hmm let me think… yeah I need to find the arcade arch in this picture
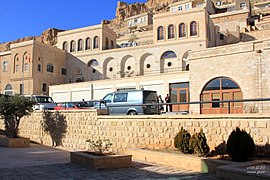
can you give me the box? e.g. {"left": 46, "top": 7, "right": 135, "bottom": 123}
{"left": 139, "top": 53, "right": 156, "bottom": 75}
{"left": 103, "top": 57, "right": 116, "bottom": 79}
{"left": 160, "top": 50, "right": 177, "bottom": 73}
{"left": 120, "top": 55, "right": 136, "bottom": 77}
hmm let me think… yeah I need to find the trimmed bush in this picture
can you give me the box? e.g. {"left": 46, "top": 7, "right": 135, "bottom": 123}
{"left": 227, "top": 127, "right": 255, "bottom": 162}
{"left": 189, "top": 128, "right": 210, "bottom": 156}
{"left": 174, "top": 127, "right": 191, "bottom": 154}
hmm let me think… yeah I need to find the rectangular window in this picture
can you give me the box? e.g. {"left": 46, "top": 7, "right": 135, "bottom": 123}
{"left": 220, "top": 34, "right": 224, "bottom": 40}
{"left": 25, "top": 63, "right": 29, "bottom": 72}
{"left": 185, "top": 4, "right": 190, "bottom": 9}
{"left": 61, "top": 68, "right": 67, "bottom": 75}
{"left": 42, "top": 83, "right": 47, "bottom": 92}
{"left": 114, "top": 93, "right": 128, "bottom": 102}
{"left": 178, "top": 6, "right": 182, "bottom": 10}
{"left": 3, "top": 61, "right": 7, "bottom": 72}
{"left": 20, "top": 84, "right": 24, "bottom": 95}
{"left": 240, "top": 2, "right": 246, "bottom": 8}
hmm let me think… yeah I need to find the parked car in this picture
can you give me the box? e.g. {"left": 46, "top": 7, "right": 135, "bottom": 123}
{"left": 54, "top": 101, "right": 98, "bottom": 110}
{"left": 25, "top": 95, "right": 56, "bottom": 110}
{"left": 96, "top": 90, "right": 159, "bottom": 115}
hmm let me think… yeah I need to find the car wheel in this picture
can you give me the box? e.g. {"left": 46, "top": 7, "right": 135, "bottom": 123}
{"left": 128, "top": 111, "right": 137, "bottom": 115}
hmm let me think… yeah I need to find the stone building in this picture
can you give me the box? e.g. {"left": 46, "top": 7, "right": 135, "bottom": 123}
{"left": 1, "top": 0, "right": 270, "bottom": 114}
{"left": 0, "top": 40, "right": 66, "bottom": 95}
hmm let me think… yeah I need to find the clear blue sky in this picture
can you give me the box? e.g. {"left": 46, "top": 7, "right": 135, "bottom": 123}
{"left": 0, "top": 0, "right": 146, "bottom": 44}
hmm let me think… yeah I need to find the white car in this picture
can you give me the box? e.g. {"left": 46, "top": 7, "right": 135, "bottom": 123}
{"left": 25, "top": 95, "right": 56, "bottom": 110}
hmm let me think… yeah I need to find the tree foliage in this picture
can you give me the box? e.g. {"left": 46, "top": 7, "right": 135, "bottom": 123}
{"left": 227, "top": 127, "right": 255, "bottom": 162}
{"left": 174, "top": 127, "right": 191, "bottom": 154}
{"left": 189, "top": 128, "right": 210, "bottom": 156}
{"left": 0, "top": 94, "right": 34, "bottom": 138}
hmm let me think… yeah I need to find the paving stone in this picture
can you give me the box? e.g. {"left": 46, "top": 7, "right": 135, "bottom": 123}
{"left": 0, "top": 163, "right": 216, "bottom": 180}
{"left": 0, "top": 144, "right": 216, "bottom": 180}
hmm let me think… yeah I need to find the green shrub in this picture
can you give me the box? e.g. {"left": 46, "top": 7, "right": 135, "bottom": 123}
{"left": 0, "top": 94, "right": 34, "bottom": 138}
{"left": 174, "top": 127, "right": 191, "bottom": 154}
{"left": 227, "top": 127, "right": 255, "bottom": 162}
{"left": 189, "top": 128, "right": 210, "bottom": 156}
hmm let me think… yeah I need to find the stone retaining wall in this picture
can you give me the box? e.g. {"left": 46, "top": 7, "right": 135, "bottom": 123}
{"left": 0, "top": 110, "right": 269, "bottom": 152}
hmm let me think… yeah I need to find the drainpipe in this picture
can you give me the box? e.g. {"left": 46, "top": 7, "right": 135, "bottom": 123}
{"left": 256, "top": 49, "right": 263, "bottom": 113}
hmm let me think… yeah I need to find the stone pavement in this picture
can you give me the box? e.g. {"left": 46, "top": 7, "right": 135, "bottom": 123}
{"left": 0, "top": 143, "right": 216, "bottom": 180}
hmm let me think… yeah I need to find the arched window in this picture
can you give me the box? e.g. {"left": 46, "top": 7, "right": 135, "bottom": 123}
{"left": 93, "top": 36, "right": 99, "bottom": 49}
{"left": 5, "top": 84, "right": 13, "bottom": 95}
{"left": 190, "top": 21, "right": 198, "bottom": 36}
{"left": 37, "top": 64, "right": 41, "bottom": 72}
{"left": 168, "top": 25, "right": 175, "bottom": 39}
{"left": 62, "top": 41, "right": 68, "bottom": 51}
{"left": 201, "top": 77, "right": 243, "bottom": 114}
{"left": 161, "top": 51, "right": 177, "bottom": 59}
{"left": 70, "top": 40, "right": 75, "bottom": 52}
{"left": 157, "top": 26, "right": 164, "bottom": 40}
{"left": 85, "top": 37, "right": 91, "bottom": 50}
{"left": 46, "top": 63, "right": 54, "bottom": 73}
{"left": 179, "top": 23, "right": 186, "bottom": 37}
{"left": 105, "top": 38, "right": 109, "bottom": 50}
{"left": 77, "top": 39, "right": 83, "bottom": 51}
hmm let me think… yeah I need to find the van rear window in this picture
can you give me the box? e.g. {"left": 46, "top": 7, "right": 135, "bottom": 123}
{"left": 143, "top": 91, "right": 158, "bottom": 103}
{"left": 36, "top": 96, "right": 54, "bottom": 103}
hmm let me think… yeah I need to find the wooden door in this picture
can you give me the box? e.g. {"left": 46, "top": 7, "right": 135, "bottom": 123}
{"left": 171, "top": 87, "right": 189, "bottom": 112}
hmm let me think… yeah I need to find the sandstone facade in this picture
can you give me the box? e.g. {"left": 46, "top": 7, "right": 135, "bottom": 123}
{"left": 1, "top": 0, "right": 270, "bottom": 114}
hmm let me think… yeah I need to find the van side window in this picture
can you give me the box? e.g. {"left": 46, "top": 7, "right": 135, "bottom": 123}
{"left": 104, "top": 94, "right": 113, "bottom": 103}
{"left": 114, "top": 93, "right": 128, "bottom": 102}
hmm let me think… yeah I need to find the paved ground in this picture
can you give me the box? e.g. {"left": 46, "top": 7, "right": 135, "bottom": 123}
{"left": 0, "top": 143, "right": 216, "bottom": 180}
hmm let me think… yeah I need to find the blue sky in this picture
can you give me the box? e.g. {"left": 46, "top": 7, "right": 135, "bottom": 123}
{"left": 0, "top": 0, "right": 146, "bottom": 44}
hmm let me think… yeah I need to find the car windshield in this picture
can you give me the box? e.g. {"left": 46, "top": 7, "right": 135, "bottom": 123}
{"left": 36, "top": 96, "right": 54, "bottom": 103}
{"left": 74, "top": 102, "right": 91, "bottom": 108}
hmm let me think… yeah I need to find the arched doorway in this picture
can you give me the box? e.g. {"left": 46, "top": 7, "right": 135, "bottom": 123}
{"left": 200, "top": 77, "right": 243, "bottom": 114}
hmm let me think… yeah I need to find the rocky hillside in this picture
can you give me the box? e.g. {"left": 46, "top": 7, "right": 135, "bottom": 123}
{"left": 0, "top": 28, "right": 64, "bottom": 52}
{"left": 114, "top": 0, "right": 178, "bottom": 24}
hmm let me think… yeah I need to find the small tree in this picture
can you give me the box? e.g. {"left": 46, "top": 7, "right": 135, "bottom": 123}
{"left": 227, "top": 127, "right": 255, "bottom": 162}
{"left": 189, "top": 128, "right": 210, "bottom": 156}
{"left": 86, "top": 138, "right": 112, "bottom": 155}
{"left": 128, "top": 33, "right": 139, "bottom": 43}
{"left": 0, "top": 94, "right": 34, "bottom": 138}
{"left": 174, "top": 127, "right": 191, "bottom": 154}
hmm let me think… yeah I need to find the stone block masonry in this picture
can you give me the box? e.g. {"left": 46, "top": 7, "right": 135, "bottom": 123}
{"left": 1, "top": 110, "right": 269, "bottom": 152}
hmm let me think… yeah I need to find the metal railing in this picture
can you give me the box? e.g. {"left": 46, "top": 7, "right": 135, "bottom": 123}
{"left": 101, "top": 98, "right": 270, "bottom": 114}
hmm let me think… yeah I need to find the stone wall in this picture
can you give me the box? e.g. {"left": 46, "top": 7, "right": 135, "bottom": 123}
{"left": 1, "top": 111, "right": 269, "bottom": 153}
{"left": 189, "top": 39, "right": 270, "bottom": 114}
